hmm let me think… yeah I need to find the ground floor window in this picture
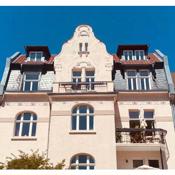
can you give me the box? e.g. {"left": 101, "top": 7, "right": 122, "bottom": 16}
{"left": 70, "top": 154, "right": 95, "bottom": 169}
{"left": 148, "top": 160, "right": 159, "bottom": 168}
{"left": 133, "top": 160, "right": 144, "bottom": 168}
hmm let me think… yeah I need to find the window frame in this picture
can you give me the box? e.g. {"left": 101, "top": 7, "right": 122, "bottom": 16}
{"left": 139, "top": 70, "right": 151, "bottom": 90}
{"left": 126, "top": 70, "right": 138, "bottom": 90}
{"left": 134, "top": 50, "right": 145, "bottom": 60}
{"left": 71, "top": 105, "right": 94, "bottom": 131}
{"left": 28, "top": 51, "right": 44, "bottom": 61}
{"left": 14, "top": 112, "right": 37, "bottom": 137}
{"left": 70, "top": 154, "right": 95, "bottom": 170}
{"left": 22, "top": 72, "right": 40, "bottom": 92}
{"left": 123, "top": 50, "right": 134, "bottom": 60}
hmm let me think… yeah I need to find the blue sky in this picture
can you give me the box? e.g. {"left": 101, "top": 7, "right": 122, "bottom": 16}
{"left": 0, "top": 6, "right": 175, "bottom": 79}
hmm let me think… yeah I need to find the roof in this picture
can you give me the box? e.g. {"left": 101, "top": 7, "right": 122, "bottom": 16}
{"left": 113, "top": 53, "right": 161, "bottom": 65}
{"left": 171, "top": 72, "right": 175, "bottom": 86}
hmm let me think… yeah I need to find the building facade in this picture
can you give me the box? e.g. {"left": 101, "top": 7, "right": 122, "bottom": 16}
{"left": 0, "top": 25, "right": 175, "bottom": 169}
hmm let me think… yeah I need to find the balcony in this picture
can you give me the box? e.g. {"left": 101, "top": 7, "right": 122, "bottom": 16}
{"left": 53, "top": 81, "right": 113, "bottom": 93}
{"left": 116, "top": 128, "right": 167, "bottom": 144}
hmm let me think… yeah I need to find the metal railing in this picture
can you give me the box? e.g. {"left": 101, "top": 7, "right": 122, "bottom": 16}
{"left": 116, "top": 128, "right": 167, "bottom": 144}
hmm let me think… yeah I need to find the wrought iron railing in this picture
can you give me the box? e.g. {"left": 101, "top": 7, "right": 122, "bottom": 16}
{"left": 116, "top": 128, "right": 167, "bottom": 144}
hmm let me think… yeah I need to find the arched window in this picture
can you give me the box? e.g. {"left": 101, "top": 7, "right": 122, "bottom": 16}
{"left": 15, "top": 112, "right": 37, "bottom": 137}
{"left": 72, "top": 105, "right": 94, "bottom": 131}
{"left": 70, "top": 154, "right": 95, "bottom": 169}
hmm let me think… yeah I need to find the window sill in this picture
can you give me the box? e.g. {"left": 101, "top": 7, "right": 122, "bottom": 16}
{"left": 11, "top": 137, "right": 37, "bottom": 141}
{"left": 69, "top": 131, "right": 96, "bottom": 134}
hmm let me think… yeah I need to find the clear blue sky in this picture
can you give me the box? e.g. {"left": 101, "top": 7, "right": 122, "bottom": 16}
{"left": 0, "top": 6, "right": 175, "bottom": 79}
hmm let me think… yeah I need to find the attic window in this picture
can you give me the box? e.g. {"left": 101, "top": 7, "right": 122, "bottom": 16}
{"left": 29, "top": 51, "right": 43, "bottom": 61}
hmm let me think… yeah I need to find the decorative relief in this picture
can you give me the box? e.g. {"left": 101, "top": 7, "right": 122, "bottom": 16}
{"left": 5, "top": 102, "right": 49, "bottom": 106}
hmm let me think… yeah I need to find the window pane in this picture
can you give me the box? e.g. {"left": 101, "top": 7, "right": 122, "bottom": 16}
{"left": 89, "top": 107, "right": 94, "bottom": 114}
{"left": 129, "top": 120, "right": 140, "bottom": 128}
{"left": 79, "top": 115, "right": 87, "bottom": 130}
{"left": 133, "top": 160, "right": 143, "bottom": 168}
{"left": 79, "top": 166, "right": 87, "bottom": 170}
{"left": 32, "top": 82, "right": 38, "bottom": 91}
{"left": 72, "top": 107, "right": 78, "bottom": 114}
{"left": 146, "top": 120, "right": 155, "bottom": 129}
{"left": 71, "top": 157, "right": 76, "bottom": 163}
{"left": 32, "top": 123, "right": 37, "bottom": 136}
{"left": 90, "top": 157, "right": 95, "bottom": 163}
{"left": 22, "top": 123, "right": 30, "bottom": 136}
{"left": 90, "top": 166, "right": 94, "bottom": 169}
{"left": 15, "top": 123, "right": 20, "bottom": 136}
{"left": 73, "top": 71, "right": 81, "bottom": 77}
{"left": 140, "top": 71, "right": 148, "bottom": 76}
{"left": 135, "top": 51, "right": 140, "bottom": 60}
{"left": 128, "top": 78, "right": 132, "bottom": 90}
{"left": 79, "top": 155, "right": 87, "bottom": 163}
{"left": 127, "top": 71, "right": 136, "bottom": 76}
{"left": 129, "top": 51, "right": 133, "bottom": 60}
{"left": 23, "top": 113, "right": 31, "bottom": 120}
{"left": 148, "top": 160, "right": 159, "bottom": 168}
{"left": 129, "top": 111, "right": 139, "bottom": 119}
{"left": 86, "top": 71, "right": 94, "bottom": 76}
{"left": 140, "top": 51, "right": 144, "bottom": 60}
{"left": 36, "top": 52, "right": 42, "bottom": 60}
{"left": 16, "top": 114, "right": 22, "bottom": 120}
{"left": 89, "top": 115, "right": 94, "bottom": 130}
{"left": 72, "top": 115, "right": 77, "bottom": 130}
{"left": 30, "top": 53, "right": 35, "bottom": 60}
{"left": 79, "top": 106, "right": 87, "bottom": 114}
{"left": 144, "top": 111, "right": 154, "bottom": 119}
{"left": 24, "top": 82, "right": 31, "bottom": 91}
{"left": 133, "top": 78, "right": 137, "bottom": 90}
{"left": 33, "top": 114, "right": 37, "bottom": 120}
{"left": 26, "top": 74, "right": 39, "bottom": 80}
{"left": 145, "top": 78, "right": 150, "bottom": 90}
{"left": 140, "top": 79, "right": 145, "bottom": 90}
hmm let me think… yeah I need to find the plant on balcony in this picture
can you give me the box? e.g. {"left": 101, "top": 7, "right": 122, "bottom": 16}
{"left": 0, "top": 150, "right": 65, "bottom": 169}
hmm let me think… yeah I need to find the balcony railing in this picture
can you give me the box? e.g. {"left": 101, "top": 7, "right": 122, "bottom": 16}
{"left": 56, "top": 81, "right": 112, "bottom": 93}
{"left": 116, "top": 128, "right": 167, "bottom": 144}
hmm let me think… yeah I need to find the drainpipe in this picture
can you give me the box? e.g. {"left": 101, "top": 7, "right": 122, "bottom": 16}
{"left": 155, "top": 50, "right": 175, "bottom": 129}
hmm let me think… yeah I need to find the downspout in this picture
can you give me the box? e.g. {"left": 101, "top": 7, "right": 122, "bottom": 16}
{"left": 46, "top": 95, "right": 52, "bottom": 159}
{"left": 155, "top": 50, "right": 175, "bottom": 129}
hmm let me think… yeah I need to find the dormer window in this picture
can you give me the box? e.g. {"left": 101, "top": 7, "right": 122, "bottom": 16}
{"left": 135, "top": 50, "right": 145, "bottom": 60}
{"left": 29, "top": 51, "right": 43, "bottom": 61}
{"left": 123, "top": 50, "right": 133, "bottom": 60}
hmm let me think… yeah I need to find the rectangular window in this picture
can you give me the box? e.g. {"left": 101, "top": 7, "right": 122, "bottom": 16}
{"left": 85, "top": 71, "right": 95, "bottom": 90}
{"left": 133, "top": 160, "right": 144, "bottom": 168}
{"left": 72, "top": 71, "right": 81, "bottom": 83}
{"left": 23, "top": 72, "right": 40, "bottom": 92}
{"left": 139, "top": 71, "right": 150, "bottom": 90}
{"left": 144, "top": 111, "right": 154, "bottom": 119}
{"left": 79, "top": 115, "right": 87, "bottom": 130}
{"left": 129, "top": 111, "right": 140, "bottom": 119}
{"left": 123, "top": 50, "right": 133, "bottom": 60}
{"left": 127, "top": 71, "right": 137, "bottom": 90}
{"left": 135, "top": 50, "right": 145, "bottom": 60}
{"left": 148, "top": 160, "right": 159, "bottom": 168}
{"left": 29, "top": 51, "right": 43, "bottom": 61}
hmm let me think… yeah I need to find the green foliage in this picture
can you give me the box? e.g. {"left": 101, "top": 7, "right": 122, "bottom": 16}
{"left": 1, "top": 150, "right": 65, "bottom": 169}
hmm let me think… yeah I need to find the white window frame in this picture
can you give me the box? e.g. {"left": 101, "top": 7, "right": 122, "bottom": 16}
{"left": 139, "top": 70, "right": 151, "bottom": 90}
{"left": 28, "top": 51, "right": 44, "bottom": 61}
{"left": 22, "top": 72, "right": 40, "bottom": 92}
{"left": 126, "top": 70, "right": 139, "bottom": 90}
{"left": 72, "top": 70, "right": 82, "bottom": 83}
{"left": 14, "top": 112, "right": 37, "bottom": 137}
{"left": 144, "top": 110, "right": 155, "bottom": 129}
{"left": 134, "top": 50, "right": 146, "bottom": 60}
{"left": 70, "top": 154, "right": 95, "bottom": 169}
{"left": 123, "top": 50, "right": 134, "bottom": 60}
{"left": 71, "top": 105, "right": 94, "bottom": 131}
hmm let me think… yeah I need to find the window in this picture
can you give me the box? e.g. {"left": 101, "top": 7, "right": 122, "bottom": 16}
{"left": 15, "top": 112, "right": 37, "bottom": 137}
{"left": 29, "top": 51, "right": 43, "bottom": 61}
{"left": 148, "top": 160, "right": 159, "bottom": 168}
{"left": 127, "top": 71, "right": 137, "bottom": 90}
{"left": 133, "top": 160, "right": 144, "bottom": 168}
{"left": 23, "top": 72, "right": 40, "bottom": 92}
{"left": 79, "top": 43, "right": 89, "bottom": 53}
{"left": 123, "top": 50, "right": 133, "bottom": 60}
{"left": 72, "top": 105, "right": 94, "bottom": 131}
{"left": 139, "top": 71, "right": 150, "bottom": 90}
{"left": 70, "top": 154, "right": 95, "bottom": 169}
{"left": 135, "top": 50, "right": 145, "bottom": 60}
{"left": 144, "top": 110, "right": 155, "bottom": 131}
{"left": 126, "top": 70, "right": 151, "bottom": 90}
{"left": 85, "top": 71, "right": 95, "bottom": 90}
{"left": 79, "top": 43, "right": 83, "bottom": 52}
{"left": 129, "top": 111, "right": 140, "bottom": 128}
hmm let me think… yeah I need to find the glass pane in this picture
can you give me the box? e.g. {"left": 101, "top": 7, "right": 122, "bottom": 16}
{"left": 70, "top": 166, "right": 76, "bottom": 169}
{"left": 129, "top": 51, "right": 133, "bottom": 60}
{"left": 26, "top": 74, "right": 39, "bottom": 80}
{"left": 32, "top": 123, "right": 37, "bottom": 136}
{"left": 146, "top": 120, "right": 155, "bottom": 129}
{"left": 33, "top": 114, "right": 37, "bottom": 120}
{"left": 36, "top": 52, "right": 42, "bottom": 60}
{"left": 71, "top": 157, "right": 76, "bottom": 163}
{"left": 140, "top": 51, "right": 144, "bottom": 60}
{"left": 135, "top": 51, "right": 140, "bottom": 60}
{"left": 79, "top": 115, "right": 87, "bottom": 130}
{"left": 16, "top": 114, "right": 22, "bottom": 120}
{"left": 72, "top": 115, "right": 77, "bottom": 130}
{"left": 32, "top": 82, "right": 38, "bottom": 91}
{"left": 24, "top": 82, "right": 31, "bottom": 91}
{"left": 89, "top": 115, "right": 94, "bottom": 130}
{"left": 128, "top": 78, "right": 132, "bottom": 90}
{"left": 141, "top": 78, "right": 145, "bottom": 90}
{"left": 127, "top": 71, "right": 136, "bottom": 76}
{"left": 90, "top": 166, "right": 94, "bottom": 169}
{"left": 130, "top": 120, "right": 140, "bottom": 128}
{"left": 79, "top": 106, "right": 87, "bottom": 114}
{"left": 15, "top": 123, "right": 20, "bottom": 136}
{"left": 79, "top": 166, "right": 87, "bottom": 170}
{"left": 72, "top": 107, "right": 78, "bottom": 114}
{"left": 90, "top": 157, "right": 95, "bottom": 163}
{"left": 133, "top": 78, "right": 137, "bottom": 90}
{"left": 129, "top": 111, "right": 139, "bottom": 119}
{"left": 140, "top": 71, "right": 148, "bottom": 76}
{"left": 144, "top": 111, "right": 154, "bottom": 119}
{"left": 23, "top": 113, "right": 31, "bottom": 120}
{"left": 22, "top": 123, "right": 30, "bottom": 136}
{"left": 79, "top": 155, "right": 87, "bottom": 163}
{"left": 89, "top": 107, "right": 94, "bottom": 114}
{"left": 29, "top": 53, "right": 35, "bottom": 60}
{"left": 86, "top": 71, "right": 94, "bottom": 76}
{"left": 145, "top": 78, "right": 150, "bottom": 90}
{"left": 73, "top": 71, "right": 81, "bottom": 77}
{"left": 133, "top": 160, "right": 143, "bottom": 168}
{"left": 148, "top": 160, "right": 159, "bottom": 168}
